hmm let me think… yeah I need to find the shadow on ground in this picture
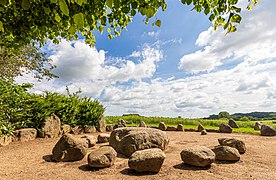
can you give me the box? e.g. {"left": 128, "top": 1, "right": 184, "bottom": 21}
{"left": 78, "top": 165, "right": 102, "bottom": 172}
{"left": 120, "top": 168, "right": 158, "bottom": 176}
{"left": 173, "top": 163, "right": 211, "bottom": 171}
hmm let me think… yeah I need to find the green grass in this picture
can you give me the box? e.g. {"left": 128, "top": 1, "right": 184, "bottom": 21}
{"left": 106, "top": 115, "right": 273, "bottom": 135}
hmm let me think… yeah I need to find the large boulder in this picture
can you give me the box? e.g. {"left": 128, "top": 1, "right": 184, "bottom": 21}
{"left": 0, "top": 136, "right": 13, "bottom": 147}
{"left": 109, "top": 127, "right": 169, "bottom": 157}
{"left": 177, "top": 124, "right": 184, "bottom": 131}
{"left": 254, "top": 122, "right": 262, "bottom": 130}
{"left": 61, "top": 124, "right": 71, "bottom": 135}
{"left": 212, "top": 145, "right": 240, "bottom": 161}
{"left": 87, "top": 146, "right": 117, "bottom": 168}
{"left": 260, "top": 125, "right": 276, "bottom": 136}
{"left": 219, "top": 123, "right": 232, "bottom": 133}
{"left": 97, "top": 134, "right": 110, "bottom": 143}
{"left": 13, "top": 128, "right": 37, "bottom": 142}
{"left": 139, "top": 121, "right": 147, "bottom": 128}
{"left": 218, "top": 138, "right": 246, "bottom": 154}
{"left": 39, "top": 115, "right": 61, "bottom": 138}
{"left": 228, "top": 119, "right": 239, "bottom": 128}
{"left": 128, "top": 148, "right": 166, "bottom": 173}
{"left": 197, "top": 124, "right": 205, "bottom": 132}
{"left": 180, "top": 146, "right": 215, "bottom": 167}
{"left": 52, "top": 134, "right": 87, "bottom": 162}
{"left": 84, "top": 125, "right": 97, "bottom": 133}
{"left": 81, "top": 135, "right": 97, "bottom": 147}
{"left": 97, "top": 117, "right": 106, "bottom": 132}
{"left": 158, "top": 122, "right": 166, "bottom": 131}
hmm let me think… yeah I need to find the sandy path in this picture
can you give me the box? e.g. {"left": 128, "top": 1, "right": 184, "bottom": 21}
{"left": 1, "top": 131, "right": 276, "bottom": 180}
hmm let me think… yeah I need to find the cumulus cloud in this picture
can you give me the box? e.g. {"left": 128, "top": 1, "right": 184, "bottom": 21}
{"left": 179, "top": 1, "right": 276, "bottom": 73}
{"left": 46, "top": 40, "right": 163, "bottom": 83}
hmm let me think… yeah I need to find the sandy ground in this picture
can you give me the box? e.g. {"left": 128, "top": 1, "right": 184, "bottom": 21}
{"left": 1, "top": 131, "right": 276, "bottom": 180}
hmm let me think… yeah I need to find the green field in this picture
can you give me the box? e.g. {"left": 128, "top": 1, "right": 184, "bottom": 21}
{"left": 106, "top": 115, "right": 276, "bottom": 135}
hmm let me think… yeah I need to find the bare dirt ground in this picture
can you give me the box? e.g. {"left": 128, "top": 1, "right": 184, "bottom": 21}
{"left": 1, "top": 131, "right": 276, "bottom": 180}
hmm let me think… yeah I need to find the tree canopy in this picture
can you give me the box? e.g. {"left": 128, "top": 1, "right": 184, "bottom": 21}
{"left": 0, "top": 0, "right": 259, "bottom": 48}
{"left": 0, "top": 45, "right": 56, "bottom": 81}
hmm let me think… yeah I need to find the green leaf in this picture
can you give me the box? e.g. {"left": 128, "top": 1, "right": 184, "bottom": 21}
{"left": 73, "top": 13, "right": 84, "bottom": 29}
{"left": 55, "top": 14, "right": 61, "bottom": 22}
{"left": 99, "top": 26, "right": 104, "bottom": 34}
{"left": 230, "top": 14, "right": 241, "bottom": 23}
{"left": 155, "top": 20, "right": 161, "bottom": 27}
{"left": 0, "top": 21, "right": 4, "bottom": 32}
{"left": 145, "top": 8, "right": 155, "bottom": 18}
{"left": 75, "top": 0, "right": 87, "bottom": 6}
{"left": 51, "top": 0, "right": 58, "bottom": 3}
{"left": 0, "top": 0, "right": 8, "bottom": 6}
{"left": 69, "top": 26, "right": 76, "bottom": 35}
{"left": 21, "top": 0, "right": 31, "bottom": 10}
{"left": 106, "top": 0, "right": 113, "bottom": 8}
{"left": 43, "top": 7, "right": 51, "bottom": 15}
{"left": 229, "top": 0, "right": 238, "bottom": 5}
{"left": 59, "top": 0, "right": 69, "bottom": 16}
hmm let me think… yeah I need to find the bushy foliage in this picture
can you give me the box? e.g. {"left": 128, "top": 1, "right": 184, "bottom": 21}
{"left": 0, "top": 80, "right": 105, "bottom": 136}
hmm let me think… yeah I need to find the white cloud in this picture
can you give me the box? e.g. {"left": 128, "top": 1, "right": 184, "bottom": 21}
{"left": 179, "top": 0, "right": 276, "bottom": 73}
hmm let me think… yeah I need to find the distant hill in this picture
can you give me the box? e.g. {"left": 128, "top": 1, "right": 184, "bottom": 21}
{"left": 206, "top": 111, "right": 276, "bottom": 120}
{"left": 232, "top": 112, "right": 276, "bottom": 120}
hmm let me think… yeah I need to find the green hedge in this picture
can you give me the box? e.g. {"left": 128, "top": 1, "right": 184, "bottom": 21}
{"left": 0, "top": 80, "right": 105, "bottom": 136}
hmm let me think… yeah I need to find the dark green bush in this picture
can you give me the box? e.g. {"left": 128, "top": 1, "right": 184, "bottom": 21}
{"left": 0, "top": 80, "right": 105, "bottom": 136}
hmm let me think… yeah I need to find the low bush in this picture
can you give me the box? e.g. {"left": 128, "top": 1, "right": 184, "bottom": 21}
{"left": 0, "top": 80, "right": 105, "bottom": 136}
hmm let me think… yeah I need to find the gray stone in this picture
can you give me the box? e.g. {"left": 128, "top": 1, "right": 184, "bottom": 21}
{"left": 218, "top": 137, "right": 246, "bottom": 154}
{"left": 118, "top": 119, "right": 126, "bottom": 127}
{"left": 212, "top": 145, "right": 240, "bottom": 161}
{"left": 109, "top": 127, "right": 169, "bottom": 157}
{"left": 177, "top": 124, "right": 184, "bottom": 131}
{"left": 84, "top": 125, "right": 97, "bottom": 133}
{"left": 197, "top": 124, "right": 205, "bottom": 132}
{"left": 219, "top": 123, "right": 232, "bottom": 133}
{"left": 180, "top": 146, "right": 215, "bottom": 167}
{"left": 39, "top": 115, "right": 61, "bottom": 138}
{"left": 128, "top": 148, "right": 166, "bottom": 173}
{"left": 52, "top": 134, "right": 87, "bottom": 162}
{"left": 260, "top": 125, "right": 276, "bottom": 136}
{"left": 254, "top": 122, "right": 262, "bottom": 130}
{"left": 97, "top": 117, "right": 106, "bottom": 132}
{"left": 139, "top": 121, "right": 147, "bottom": 127}
{"left": 106, "top": 125, "right": 114, "bottom": 132}
{"left": 81, "top": 135, "right": 97, "bottom": 147}
{"left": 201, "top": 130, "right": 207, "bottom": 135}
{"left": 166, "top": 126, "right": 177, "bottom": 131}
{"left": 228, "top": 119, "right": 239, "bottom": 128}
{"left": 158, "top": 122, "right": 166, "bottom": 131}
{"left": 87, "top": 146, "right": 117, "bottom": 168}
{"left": 13, "top": 128, "right": 37, "bottom": 142}
{"left": 0, "top": 136, "right": 13, "bottom": 147}
{"left": 98, "top": 134, "right": 110, "bottom": 143}
{"left": 61, "top": 124, "right": 71, "bottom": 135}
{"left": 70, "top": 126, "right": 84, "bottom": 135}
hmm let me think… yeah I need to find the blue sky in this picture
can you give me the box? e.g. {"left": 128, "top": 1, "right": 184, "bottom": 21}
{"left": 16, "top": 0, "right": 276, "bottom": 118}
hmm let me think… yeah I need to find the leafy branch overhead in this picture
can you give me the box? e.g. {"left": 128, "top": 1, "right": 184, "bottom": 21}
{"left": 0, "top": 0, "right": 258, "bottom": 48}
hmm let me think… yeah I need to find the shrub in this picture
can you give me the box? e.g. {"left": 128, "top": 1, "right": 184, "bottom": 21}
{"left": 0, "top": 80, "right": 105, "bottom": 133}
